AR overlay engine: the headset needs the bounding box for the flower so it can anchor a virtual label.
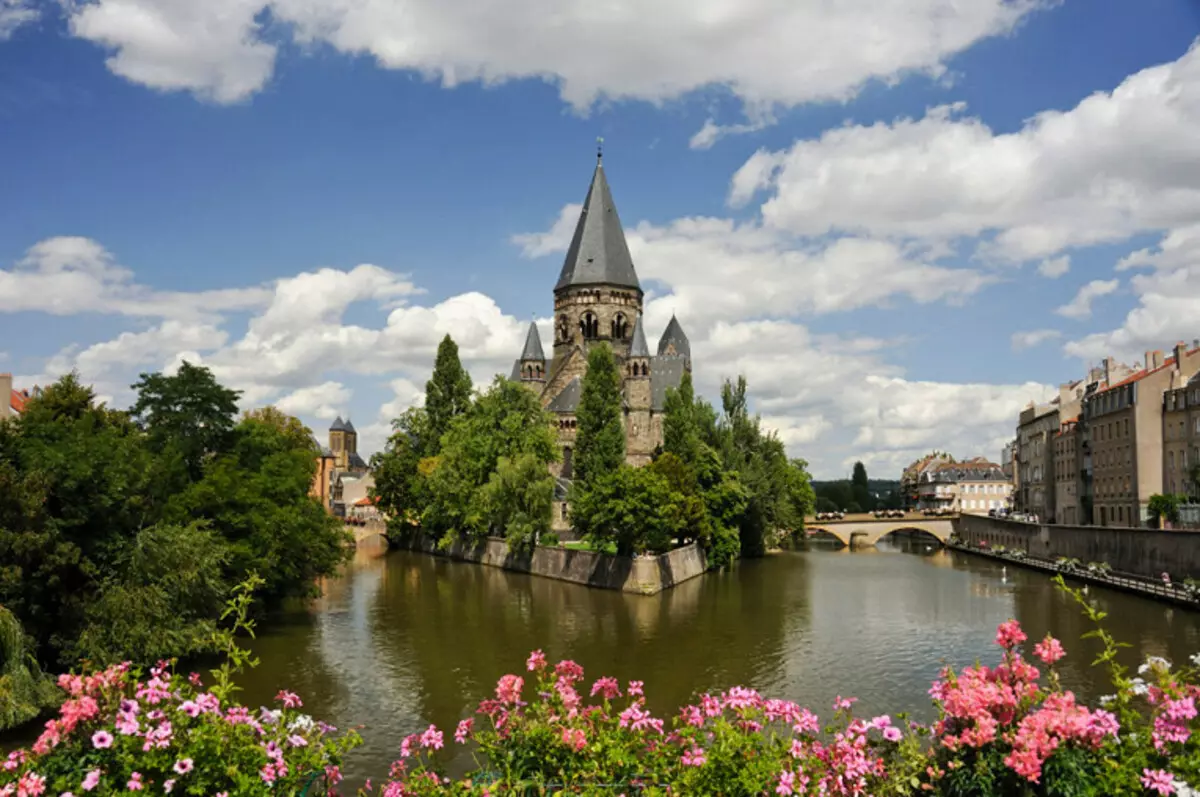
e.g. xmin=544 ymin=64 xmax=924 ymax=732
xmin=590 ymin=677 xmax=621 ymax=700
xmin=172 ymin=759 xmax=193 ymax=775
xmin=1142 ymin=769 xmax=1177 ymax=795
xmin=995 ymin=619 xmax=1027 ymax=649
xmin=275 ymin=690 xmax=302 ymax=709
xmin=776 ymin=769 xmax=795 ymax=796
xmin=681 ymin=746 xmax=706 ymax=767
xmin=287 ymin=734 xmax=308 ymax=747
xmin=16 ymin=773 xmax=45 ymax=797
xmin=126 ymin=773 xmax=143 ymax=792
xmin=495 ymin=674 xmax=524 ymax=705
xmin=526 ymin=650 xmax=546 ymax=671
xmin=883 ymin=726 xmax=903 ymax=742
xmin=90 ymin=731 xmax=112 ymax=750
xmin=81 ymin=771 xmax=100 ymax=792
xmin=163 ymin=779 xmax=174 ymax=794
xmin=419 ymin=724 xmax=444 ymax=750
xmin=454 ymin=718 xmax=473 ymax=744
xmin=627 ymin=680 xmax=644 ymax=697
xmin=1033 ymin=635 xmax=1065 ymax=665
xmin=833 ymin=695 xmax=856 ymax=712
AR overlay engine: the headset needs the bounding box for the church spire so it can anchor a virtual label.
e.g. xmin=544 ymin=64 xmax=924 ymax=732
xmin=554 ymin=155 xmax=641 ymax=293
xmin=519 ymin=321 xmax=545 ymax=362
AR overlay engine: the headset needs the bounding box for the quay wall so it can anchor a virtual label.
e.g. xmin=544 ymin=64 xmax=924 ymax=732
xmin=955 ymin=515 xmax=1200 ymax=580
xmin=377 ymin=528 xmax=707 ymax=595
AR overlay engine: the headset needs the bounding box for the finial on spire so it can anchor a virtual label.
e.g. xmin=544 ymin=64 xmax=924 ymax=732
xmin=596 ymin=136 xmax=604 ymax=162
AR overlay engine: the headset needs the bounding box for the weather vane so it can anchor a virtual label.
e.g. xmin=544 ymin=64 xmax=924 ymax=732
xmin=596 ymin=136 xmax=604 ymax=161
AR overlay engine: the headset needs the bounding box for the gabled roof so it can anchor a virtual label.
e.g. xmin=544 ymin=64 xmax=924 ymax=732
xmin=520 ymin=321 xmax=546 ymax=361
xmin=546 ymin=376 xmax=582 ymax=413
xmin=650 ymin=356 xmax=686 ymax=411
xmin=330 ymin=416 xmax=348 ymax=432
xmin=657 ymin=315 xmax=690 ymax=358
xmin=629 ymin=314 xmax=650 ymax=358
xmin=10 ymin=389 xmax=27 ymax=414
xmin=554 ymin=159 xmax=641 ymax=293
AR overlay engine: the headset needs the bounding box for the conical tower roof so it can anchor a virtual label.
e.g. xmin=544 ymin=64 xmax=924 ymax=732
xmin=657 ymin=314 xmax=690 ymax=358
xmin=555 ymin=157 xmax=641 ymax=293
xmin=520 ymin=321 xmax=545 ymax=361
xmin=629 ymin=314 xmax=650 ymax=358
xmin=343 ymin=418 xmax=357 ymax=433
xmin=330 ymin=416 xmax=348 ymax=432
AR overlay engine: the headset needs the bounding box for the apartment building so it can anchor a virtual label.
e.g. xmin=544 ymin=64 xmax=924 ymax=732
xmin=917 ymin=457 xmax=1011 ymax=514
xmin=1083 ymin=343 xmax=1200 ymax=527
xmin=901 ymin=452 xmax=954 ymax=508
xmin=1162 ymin=365 xmax=1200 ymax=499
xmin=1016 ymin=402 xmax=1060 ymax=520
xmin=1054 ymin=418 xmax=1081 ymax=525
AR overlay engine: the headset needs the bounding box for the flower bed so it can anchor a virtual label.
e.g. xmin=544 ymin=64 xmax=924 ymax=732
xmin=5 ymin=578 xmax=1200 ymax=796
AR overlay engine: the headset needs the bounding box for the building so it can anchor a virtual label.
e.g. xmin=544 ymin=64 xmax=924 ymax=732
xmin=1054 ymin=418 xmax=1081 ymax=525
xmin=901 ymin=452 xmax=955 ymax=508
xmin=916 ymin=457 xmax=1011 ymax=514
xmin=507 ymin=154 xmax=691 ymax=478
xmin=0 ymin=374 xmax=35 ymax=420
xmin=312 ymin=416 xmax=371 ymax=516
xmin=1163 ymin=367 xmax=1200 ymax=500
xmin=1082 ymin=343 xmax=1200 ymax=527
xmin=1016 ymin=401 xmax=1059 ymax=520
xmin=328 ymin=416 xmax=369 ymax=473
xmin=311 ymin=443 xmax=337 ymax=512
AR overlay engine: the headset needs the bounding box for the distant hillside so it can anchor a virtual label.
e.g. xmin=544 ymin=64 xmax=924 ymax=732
xmin=810 ymin=478 xmax=902 ymax=512
xmin=812 ymin=479 xmax=900 ymax=493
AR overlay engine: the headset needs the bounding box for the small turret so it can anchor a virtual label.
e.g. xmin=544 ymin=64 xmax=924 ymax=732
xmin=514 ymin=321 xmax=547 ymax=386
xmin=627 ymin=314 xmax=650 ymax=380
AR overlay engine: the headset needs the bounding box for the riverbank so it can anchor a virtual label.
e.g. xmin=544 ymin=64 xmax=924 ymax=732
xmin=387 ymin=532 xmax=708 ymax=595
xmin=947 ymin=540 xmax=1200 ymax=610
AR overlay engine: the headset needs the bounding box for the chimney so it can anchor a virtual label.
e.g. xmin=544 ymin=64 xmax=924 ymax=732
xmin=1175 ymin=342 xmax=1188 ymax=370
xmin=0 ymin=373 xmax=11 ymax=420
xmin=1105 ymin=357 xmax=1115 ymax=384
xmin=1145 ymin=350 xmax=1164 ymax=371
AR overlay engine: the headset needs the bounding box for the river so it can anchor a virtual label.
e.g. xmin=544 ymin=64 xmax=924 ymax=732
xmin=235 ymin=537 xmax=1200 ymax=788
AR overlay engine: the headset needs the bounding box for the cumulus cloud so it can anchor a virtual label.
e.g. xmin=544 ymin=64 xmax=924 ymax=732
xmin=1056 ymin=279 xmax=1118 ymax=320
xmin=0 ymin=0 xmax=37 ymax=39
xmin=1037 ymin=255 xmax=1070 ymax=278
xmin=59 ymin=0 xmax=1043 ymax=113
xmin=274 ymin=382 xmax=353 ymax=420
xmin=511 ymin=204 xmax=582 ymax=258
xmin=733 ymin=40 xmax=1200 ymax=261
xmin=1011 ymin=329 xmax=1062 ymax=351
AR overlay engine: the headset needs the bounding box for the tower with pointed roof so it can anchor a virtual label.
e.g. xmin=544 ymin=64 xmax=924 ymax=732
xmin=328 ymin=415 xmax=368 ymax=473
xmin=507 ymin=153 xmax=693 ymax=483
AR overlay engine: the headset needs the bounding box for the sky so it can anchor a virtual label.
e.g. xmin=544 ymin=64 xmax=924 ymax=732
xmin=2 ymin=0 xmax=1199 ymax=479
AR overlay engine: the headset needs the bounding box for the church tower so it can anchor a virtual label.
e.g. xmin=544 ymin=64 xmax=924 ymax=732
xmin=625 ymin=314 xmax=654 ymax=465
xmin=550 ymin=150 xmax=643 ymax=377
xmin=516 ymin=321 xmax=547 ymax=391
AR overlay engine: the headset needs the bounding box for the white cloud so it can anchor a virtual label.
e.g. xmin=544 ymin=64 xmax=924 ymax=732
xmin=274 ymin=382 xmax=353 ymax=420
xmin=0 ymin=237 xmax=271 ymax=319
xmin=689 ymin=116 xmax=774 ymax=151
xmin=1011 ymin=328 xmax=1061 ymax=351
xmin=1056 ymin=279 xmax=1118 ymax=320
xmin=733 ymin=40 xmax=1200 ymax=261
xmin=511 ymin=204 xmax=582 ymax=258
xmin=1037 ymin=255 xmax=1070 ymax=278
xmin=60 ymin=0 xmax=1043 ymax=111
xmin=0 ymin=0 xmax=37 ymax=40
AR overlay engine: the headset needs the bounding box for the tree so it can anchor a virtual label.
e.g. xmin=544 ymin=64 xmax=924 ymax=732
xmin=370 ymin=407 xmax=433 ymax=534
xmin=573 ymin=344 xmax=625 ymax=489
xmin=572 ymin=466 xmax=684 ymax=557
xmin=851 ymin=461 xmax=871 ymax=511
xmin=131 ymin=361 xmax=241 ymax=480
xmin=662 ymin=371 xmax=701 ymax=464
xmin=479 ymin=453 xmax=557 ymax=552
xmin=422 ymin=377 xmax=558 ymax=544
xmin=424 ymin=335 xmax=473 ymax=453
xmin=0 ymin=606 xmax=58 ymax=731
xmin=1148 ymin=493 xmax=1185 ymax=528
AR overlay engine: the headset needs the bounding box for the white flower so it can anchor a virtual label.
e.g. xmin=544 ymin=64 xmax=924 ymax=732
xmin=259 ymin=707 xmax=283 ymax=725
xmin=1142 ymin=656 xmax=1171 ymax=673
xmin=1174 ymin=779 xmax=1199 ymax=797
xmin=1130 ymin=678 xmax=1149 ymax=696
xmin=287 ymin=714 xmax=314 ymax=732
xmin=1099 ymin=694 xmax=1116 ymax=706
xmin=1191 ymin=652 xmax=1200 ymax=667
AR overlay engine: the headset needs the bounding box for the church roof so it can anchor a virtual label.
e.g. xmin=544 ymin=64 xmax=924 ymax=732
xmin=330 ymin=416 xmax=348 ymax=432
xmin=520 ymin=321 xmax=545 ymax=361
xmin=343 ymin=418 xmax=357 ymax=433
xmin=657 ymin=315 xmax=691 ymax=358
xmin=546 ymin=376 xmax=582 ymax=413
xmin=629 ymin=314 xmax=650 ymax=358
xmin=554 ymin=159 xmax=641 ymax=293
xmin=650 ymin=356 xmax=687 ymax=411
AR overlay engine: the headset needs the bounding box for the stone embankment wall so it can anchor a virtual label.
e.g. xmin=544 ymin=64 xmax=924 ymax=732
xmin=955 ymin=514 xmax=1200 ymax=580
xmin=387 ymin=532 xmax=708 ymax=595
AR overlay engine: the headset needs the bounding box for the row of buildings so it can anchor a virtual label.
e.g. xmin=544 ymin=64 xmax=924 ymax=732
xmin=901 ymin=453 xmax=1013 ymax=515
xmin=1009 ymin=342 xmax=1200 ymax=527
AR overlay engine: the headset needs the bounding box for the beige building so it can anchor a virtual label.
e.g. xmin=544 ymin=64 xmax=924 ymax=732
xmin=0 ymin=374 xmax=33 ymax=420
xmin=1017 ymin=402 xmax=1060 ymax=520
xmin=1163 ymin=370 xmax=1200 ymax=499
xmin=507 ymin=155 xmax=690 ymax=479
xmin=1054 ymin=418 xmax=1081 ymax=525
xmin=917 ymin=458 xmax=1011 ymax=514
xmin=902 ymin=452 xmax=955 ymax=508
xmin=1084 ymin=343 xmax=1200 ymax=527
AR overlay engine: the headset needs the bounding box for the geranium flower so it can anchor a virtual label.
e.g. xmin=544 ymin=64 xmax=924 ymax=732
xmin=90 ymin=731 xmax=112 ymax=750
xmin=172 ymin=759 xmax=193 ymax=775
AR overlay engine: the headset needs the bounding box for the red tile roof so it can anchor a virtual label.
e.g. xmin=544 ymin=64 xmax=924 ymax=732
xmin=10 ymin=388 xmax=27 ymax=414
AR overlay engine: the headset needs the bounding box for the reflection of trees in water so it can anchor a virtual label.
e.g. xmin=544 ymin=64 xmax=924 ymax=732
xmin=370 ymin=552 xmax=804 ymax=739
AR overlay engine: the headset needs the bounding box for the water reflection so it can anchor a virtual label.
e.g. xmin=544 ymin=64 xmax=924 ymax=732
xmin=237 ymin=538 xmax=1200 ymax=788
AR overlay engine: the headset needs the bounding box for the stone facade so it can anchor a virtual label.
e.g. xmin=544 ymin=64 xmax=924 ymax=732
xmin=508 ymin=156 xmax=691 ymax=480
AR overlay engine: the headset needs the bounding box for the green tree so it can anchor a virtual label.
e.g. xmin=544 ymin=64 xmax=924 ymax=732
xmin=370 ymin=407 xmax=433 ymax=536
xmin=648 ymin=452 xmax=710 ymax=545
xmin=131 ymin=361 xmax=241 ymax=480
xmin=1148 ymin=493 xmax=1185 ymax=528
xmin=422 ymin=377 xmax=558 ymax=544
xmin=573 ymin=344 xmax=625 ymax=489
xmin=479 ymin=453 xmax=557 ymax=551
xmin=572 ymin=466 xmax=683 ymax=557
xmin=424 ymin=335 xmax=473 ymax=453
xmin=851 ymin=461 xmax=871 ymax=511
xmin=0 ymin=605 xmax=58 ymax=731
xmin=662 ymin=371 xmax=701 ymax=464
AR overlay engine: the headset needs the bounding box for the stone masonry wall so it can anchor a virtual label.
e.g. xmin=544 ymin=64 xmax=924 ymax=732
xmin=390 ymin=534 xmax=707 ymax=595
xmin=955 ymin=514 xmax=1200 ymax=580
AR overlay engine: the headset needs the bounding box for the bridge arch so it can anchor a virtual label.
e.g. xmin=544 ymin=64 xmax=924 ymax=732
xmin=805 ymin=526 xmax=850 ymax=547
xmin=875 ymin=526 xmax=945 ymax=546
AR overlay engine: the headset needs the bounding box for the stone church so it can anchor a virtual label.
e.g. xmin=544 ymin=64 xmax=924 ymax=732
xmin=509 ymin=154 xmax=692 ymax=481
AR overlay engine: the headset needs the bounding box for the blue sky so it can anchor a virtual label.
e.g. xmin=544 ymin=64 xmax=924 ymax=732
xmin=2 ymin=0 xmax=1199 ymax=478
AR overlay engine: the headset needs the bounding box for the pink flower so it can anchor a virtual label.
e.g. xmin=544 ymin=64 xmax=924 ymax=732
xmin=627 ymin=681 xmax=644 ymax=697
xmin=995 ymin=619 xmax=1027 ymax=649
xmin=90 ymin=731 xmax=113 ymax=750
xmin=590 ymin=677 xmax=621 ymax=700
xmin=177 ymin=701 xmax=200 ymax=718
xmin=454 ymin=718 xmax=473 ymax=744
xmin=681 ymin=746 xmax=706 ymax=767
xmin=16 ymin=773 xmax=45 ymax=797
xmin=776 ymin=769 xmax=794 ymax=796
xmin=833 ymin=695 xmax=856 ymax=712
xmin=81 ymin=771 xmax=100 ymax=792
xmin=1141 ymin=769 xmax=1176 ymax=795
xmin=172 ymin=759 xmax=193 ymax=775
xmin=883 ymin=726 xmax=903 ymax=742
xmin=163 ymin=779 xmax=175 ymax=793
xmin=526 ymin=650 xmax=546 ymax=671
xmin=275 ymin=690 xmax=302 ymax=709
xmin=419 ymin=724 xmax=444 ymax=750
xmin=126 ymin=773 xmax=143 ymax=792
xmin=559 ymin=727 xmax=587 ymax=751
xmin=1033 ymin=635 xmax=1065 ymax=665
xmin=287 ymin=734 xmax=308 ymax=747
xmin=495 ymin=674 xmax=524 ymax=705
xmin=554 ymin=660 xmax=584 ymax=683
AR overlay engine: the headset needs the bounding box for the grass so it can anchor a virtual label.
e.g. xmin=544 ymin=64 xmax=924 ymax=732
xmin=562 ymin=540 xmax=619 ymax=556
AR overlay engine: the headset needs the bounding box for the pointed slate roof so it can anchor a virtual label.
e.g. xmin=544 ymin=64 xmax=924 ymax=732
xmin=546 ymin=377 xmax=583 ymax=413
xmin=344 ymin=418 xmax=357 ymax=433
xmin=657 ymin=315 xmax=691 ymax=358
xmin=520 ymin=322 xmax=545 ymax=361
xmin=330 ymin=416 xmax=348 ymax=432
xmin=629 ymin=314 xmax=650 ymax=358
xmin=554 ymin=158 xmax=641 ymax=293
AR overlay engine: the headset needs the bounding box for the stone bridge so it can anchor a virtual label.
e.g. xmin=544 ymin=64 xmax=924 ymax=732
xmin=805 ymin=515 xmax=956 ymax=548
xmin=347 ymin=519 xmax=389 ymax=543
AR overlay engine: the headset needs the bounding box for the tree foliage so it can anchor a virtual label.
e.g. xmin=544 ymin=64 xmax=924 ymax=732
xmin=1148 ymin=493 xmax=1185 ymax=527
xmin=0 ymin=605 xmax=58 ymax=731
xmin=424 ymin=334 xmax=473 ymax=454
xmin=370 ymin=407 xmax=433 ymax=534
xmin=572 ymin=466 xmax=685 ymax=557
xmin=131 ymin=361 xmax=241 ymax=480
xmin=480 ymin=453 xmax=557 ymax=552
xmin=573 ymin=343 xmax=625 ymax=489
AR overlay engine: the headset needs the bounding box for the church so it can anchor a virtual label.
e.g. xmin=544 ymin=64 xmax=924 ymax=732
xmin=508 ymin=154 xmax=692 ymax=482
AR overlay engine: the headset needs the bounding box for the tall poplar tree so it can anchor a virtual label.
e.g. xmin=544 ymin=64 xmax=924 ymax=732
xmin=573 ymin=343 xmax=625 ymax=488
xmin=424 ymin=334 xmax=473 ymax=453
xmin=662 ymin=370 xmax=700 ymax=464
